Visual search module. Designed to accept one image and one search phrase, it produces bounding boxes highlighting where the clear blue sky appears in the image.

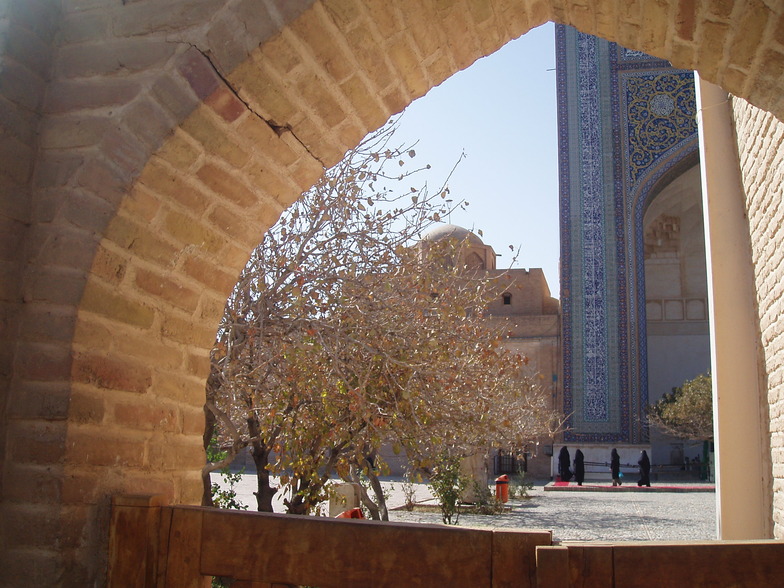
[390,22,560,295]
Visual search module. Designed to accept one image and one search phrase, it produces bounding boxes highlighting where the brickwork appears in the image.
[732,96,784,539]
[2,0,784,584]
[0,0,64,582]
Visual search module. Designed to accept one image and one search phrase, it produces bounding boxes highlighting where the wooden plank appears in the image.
[111,495,169,508]
[107,495,166,588]
[110,501,784,588]
[156,507,174,587]
[491,528,552,588]
[564,544,613,588]
[199,508,495,587]
[233,582,292,588]
[535,546,569,588]
[162,507,207,588]
[613,540,784,587]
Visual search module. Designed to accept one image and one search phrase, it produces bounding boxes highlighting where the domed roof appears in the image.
[421,224,485,246]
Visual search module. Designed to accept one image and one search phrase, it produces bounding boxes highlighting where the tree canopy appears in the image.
[648,373,713,441]
[204,122,561,515]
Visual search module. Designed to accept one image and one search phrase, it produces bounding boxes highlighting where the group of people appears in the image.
[558,446,651,487]
[557,446,586,485]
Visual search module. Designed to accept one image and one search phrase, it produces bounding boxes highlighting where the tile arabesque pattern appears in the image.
[556,25,698,443]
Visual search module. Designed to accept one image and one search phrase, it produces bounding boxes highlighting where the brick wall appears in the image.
[1,0,323,583]
[3,0,784,585]
[733,96,784,539]
[0,0,62,582]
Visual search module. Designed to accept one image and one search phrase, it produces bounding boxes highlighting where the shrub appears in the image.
[429,453,469,525]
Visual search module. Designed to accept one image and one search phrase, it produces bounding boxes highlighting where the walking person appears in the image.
[637,450,651,487]
[611,448,622,486]
[574,449,585,486]
[558,446,572,482]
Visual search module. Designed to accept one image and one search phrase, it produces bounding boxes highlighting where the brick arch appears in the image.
[4,0,784,584]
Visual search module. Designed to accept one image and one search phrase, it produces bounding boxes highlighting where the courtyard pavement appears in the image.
[210,473,717,543]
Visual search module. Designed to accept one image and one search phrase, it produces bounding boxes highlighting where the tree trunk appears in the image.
[202,404,217,507]
[247,416,277,512]
[346,466,381,520]
[285,479,311,515]
[250,443,277,512]
[365,467,389,521]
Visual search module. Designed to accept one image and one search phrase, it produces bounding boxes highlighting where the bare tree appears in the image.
[204,122,561,516]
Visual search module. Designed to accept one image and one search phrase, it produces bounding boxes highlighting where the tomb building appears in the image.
[416,224,561,479]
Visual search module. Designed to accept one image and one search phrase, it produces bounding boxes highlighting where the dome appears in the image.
[421,224,485,246]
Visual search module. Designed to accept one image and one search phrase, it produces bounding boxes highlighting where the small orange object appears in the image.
[495,475,509,503]
[335,507,364,519]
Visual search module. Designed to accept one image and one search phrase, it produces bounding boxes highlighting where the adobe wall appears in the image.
[732,96,784,536]
[0,0,322,583]
[1,0,784,585]
[0,0,64,582]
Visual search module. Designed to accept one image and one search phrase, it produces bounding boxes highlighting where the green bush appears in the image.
[207,437,247,511]
[469,479,504,515]
[429,453,468,525]
[508,468,534,500]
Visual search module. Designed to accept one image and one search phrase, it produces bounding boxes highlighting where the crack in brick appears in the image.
[192,45,326,169]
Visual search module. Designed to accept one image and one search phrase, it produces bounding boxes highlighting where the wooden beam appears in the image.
[199,509,496,587]
[108,501,784,588]
[233,582,292,588]
[107,495,167,588]
[491,528,552,588]
[535,546,569,588]
[613,540,784,586]
[162,507,208,588]
[564,544,613,588]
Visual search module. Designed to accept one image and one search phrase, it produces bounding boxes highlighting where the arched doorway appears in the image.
[643,163,711,465]
[2,1,784,584]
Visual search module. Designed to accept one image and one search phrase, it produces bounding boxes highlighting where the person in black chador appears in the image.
[637,450,651,487]
[574,449,585,486]
[611,448,622,486]
[558,446,572,482]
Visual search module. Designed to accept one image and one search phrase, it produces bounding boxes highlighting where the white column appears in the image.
[696,74,769,539]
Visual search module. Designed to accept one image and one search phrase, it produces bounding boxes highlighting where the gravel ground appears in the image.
[211,473,716,543]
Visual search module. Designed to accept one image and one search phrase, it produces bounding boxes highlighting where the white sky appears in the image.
[389,22,560,295]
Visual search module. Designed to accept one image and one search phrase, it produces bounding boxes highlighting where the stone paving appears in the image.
[211,473,717,543]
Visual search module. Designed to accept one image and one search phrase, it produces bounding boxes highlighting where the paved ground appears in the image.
[211,473,717,543]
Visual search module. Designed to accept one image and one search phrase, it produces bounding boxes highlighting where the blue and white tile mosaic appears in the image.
[556,25,699,443]
[576,32,610,423]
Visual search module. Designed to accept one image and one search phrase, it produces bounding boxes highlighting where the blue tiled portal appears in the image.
[556,26,699,443]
